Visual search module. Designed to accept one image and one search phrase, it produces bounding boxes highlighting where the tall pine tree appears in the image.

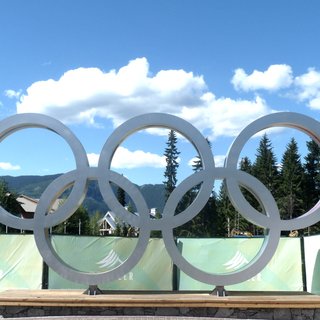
[278,138,305,223]
[252,133,279,198]
[0,180,22,233]
[163,130,180,200]
[238,157,258,235]
[216,157,260,237]
[304,139,320,206]
[117,186,126,207]
[178,138,218,237]
[304,139,320,234]
[216,181,237,237]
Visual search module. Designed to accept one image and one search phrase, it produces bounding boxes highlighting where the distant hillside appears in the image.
[1,174,166,215]
[1,174,62,198]
[138,184,166,211]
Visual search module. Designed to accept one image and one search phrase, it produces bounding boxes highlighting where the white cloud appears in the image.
[87,146,166,169]
[15,58,207,127]
[214,155,226,167]
[294,68,320,109]
[0,162,21,171]
[87,153,99,167]
[310,97,320,109]
[11,57,275,144]
[232,64,293,92]
[187,155,225,169]
[178,94,273,141]
[112,147,166,169]
[5,89,22,99]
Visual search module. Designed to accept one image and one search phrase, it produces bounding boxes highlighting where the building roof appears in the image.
[98,211,118,229]
[17,195,62,214]
[98,208,157,231]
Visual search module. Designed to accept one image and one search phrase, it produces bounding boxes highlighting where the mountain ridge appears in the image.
[1,174,166,215]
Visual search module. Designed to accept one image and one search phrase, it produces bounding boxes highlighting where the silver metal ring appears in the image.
[0,113,88,231]
[162,167,281,286]
[225,112,320,230]
[33,167,150,285]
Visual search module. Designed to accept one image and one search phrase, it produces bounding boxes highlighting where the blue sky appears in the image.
[1,0,320,186]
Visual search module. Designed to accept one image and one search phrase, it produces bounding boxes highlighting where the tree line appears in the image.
[162,130,320,237]
[1,130,320,237]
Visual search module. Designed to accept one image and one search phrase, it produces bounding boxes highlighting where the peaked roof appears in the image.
[16,195,62,213]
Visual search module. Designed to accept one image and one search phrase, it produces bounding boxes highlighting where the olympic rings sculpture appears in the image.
[1,112,320,288]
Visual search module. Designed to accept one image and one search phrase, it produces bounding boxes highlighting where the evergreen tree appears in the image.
[191,138,211,171]
[202,191,219,237]
[115,184,132,236]
[239,157,262,235]
[278,138,305,223]
[173,138,219,237]
[0,180,22,215]
[216,156,263,237]
[121,223,129,237]
[53,205,90,235]
[0,180,22,233]
[174,189,218,238]
[304,139,320,205]
[117,186,126,206]
[252,133,279,197]
[114,223,122,236]
[303,139,320,234]
[240,156,253,174]
[247,134,280,235]
[89,211,102,236]
[190,139,217,237]
[216,181,237,237]
[163,130,180,201]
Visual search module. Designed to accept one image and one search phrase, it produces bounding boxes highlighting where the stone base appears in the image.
[1,306,320,320]
[1,290,320,319]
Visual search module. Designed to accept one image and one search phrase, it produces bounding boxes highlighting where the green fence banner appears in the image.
[304,235,320,294]
[48,236,173,290]
[0,234,305,292]
[177,237,303,291]
[0,234,42,290]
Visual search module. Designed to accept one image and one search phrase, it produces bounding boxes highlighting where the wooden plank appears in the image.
[0,290,319,309]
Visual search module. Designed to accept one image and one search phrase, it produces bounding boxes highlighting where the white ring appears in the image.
[162,167,281,286]
[225,112,320,230]
[98,113,215,230]
[33,167,150,285]
[0,113,88,231]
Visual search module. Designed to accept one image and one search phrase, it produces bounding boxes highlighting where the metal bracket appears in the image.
[84,285,103,295]
[211,285,227,297]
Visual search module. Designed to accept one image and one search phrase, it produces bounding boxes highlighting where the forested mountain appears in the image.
[1,175,166,215]
[2,174,61,198]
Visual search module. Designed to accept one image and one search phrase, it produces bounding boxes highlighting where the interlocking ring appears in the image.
[225,112,320,231]
[0,111,319,287]
[0,113,88,231]
[97,113,215,231]
[34,168,151,284]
